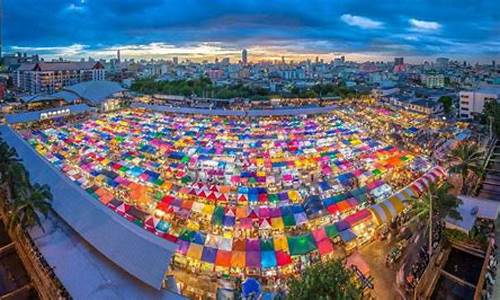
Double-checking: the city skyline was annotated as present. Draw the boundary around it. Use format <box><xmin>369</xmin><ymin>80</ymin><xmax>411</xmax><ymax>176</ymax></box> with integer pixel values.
<box><xmin>4</xmin><ymin>0</ymin><xmax>500</xmax><ymax>63</ymax></box>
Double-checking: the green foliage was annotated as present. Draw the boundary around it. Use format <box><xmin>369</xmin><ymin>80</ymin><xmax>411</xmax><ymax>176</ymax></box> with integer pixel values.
<box><xmin>444</xmin><ymin>228</ymin><xmax>488</xmax><ymax>248</ymax></box>
<box><xmin>9</xmin><ymin>183</ymin><xmax>53</xmax><ymax>232</ymax></box>
<box><xmin>131</xmin><ymin>77</ymin><xmax>270</xmax><ymax>99</ymax></box>
<box><xmin>448</xmin><ymin>143</ymin><xmax>484</xmax><ymax>195</ymax></box>
<box><xmin>287</xmin><ymin>259</ymin><xmax>363</xmax><ymax>300</ymax></box>
<box><xmin>483</xmin><ymin>100</ymin><xmax>500</xmax><ymax>137</ymax></box>
<box><xmin>130</xmin><ymin>78</ymin><xmax>361</xmax><ymax>100</ymax></box>
<box><xmin>438</xmin><ymin>96</ymin><xmax>453</xmax><ymax>114</ymax></box>
<box><xmin>410</xmin><ymin>182</ymin><xmax>462</xmax><ymax>223</ymax></box>
<box><xmin>0</xmin><ymin>137</ymin><xmax>53</xmax><ymax>232</ymax></box>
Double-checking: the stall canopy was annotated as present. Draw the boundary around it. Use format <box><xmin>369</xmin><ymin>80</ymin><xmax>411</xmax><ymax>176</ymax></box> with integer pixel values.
<box><xmin>287</xmin><ymin>234</ymin><xmax>317</xmax><ymax>256</ymax></box>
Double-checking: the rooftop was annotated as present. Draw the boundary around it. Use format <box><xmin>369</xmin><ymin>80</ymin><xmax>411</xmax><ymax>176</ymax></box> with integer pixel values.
<box><xmin>16</xmin><ymin>62</ymin><xmax>103</xmax><ymax>72</ymax></box>
<box><xmin>62</xmin><ymin>80</ymin><xmax>126</xmax><ymax>105</ymax></box>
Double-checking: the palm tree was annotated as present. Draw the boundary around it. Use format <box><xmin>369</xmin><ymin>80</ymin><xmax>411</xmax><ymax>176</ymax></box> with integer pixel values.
<box><xmin>8</xmin><ymin>183</ymin><xmax>53</xmax><ymax>232</ymax></box>
<box><xmin>0</xmin><ymin>140</ymin><xmax>21</xmax><ymax>181</ymax></box>
<box><xmin>410</xmin><ymin>182</ymin><xmax>462</xmax><ymax>222</ymax></box>
<box><xmin>410</xmin><ymin>182</ymin><xmax>462</xmax><ymax>255</ymax></box>
<box><xmin>0</xmin><ymin>140</ymin><xmax>31</xmax><ymax>202</ymax></box>
<box><xmin>448</xmin><ymin>142</ymin><xmax>484</xmax><ymax>195</ymax></box>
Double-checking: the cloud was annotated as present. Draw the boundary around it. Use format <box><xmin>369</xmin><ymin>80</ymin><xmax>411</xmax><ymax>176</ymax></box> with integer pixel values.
<box><xmin>408</xmin><ymin>18</ymin><xmax>441</xmax><ymax>32</ymax></box>
<box><xmin>10</xmin><ymin>44</ymin><xmax>88</xmax><ymax>57</ymax></box>
<box><xmin>3</xmin><ymin>0</ymin><xmax>499</xmax><ymax>61</ymax></box>
<box><xmin>66</xmin><ymin>4</ymin><xmax>85</xmax><ymax>11</ymax></box>
<box><xmin>340</xmin><ymin>14</ymin><xmax>383</xmax><ymax>29</ymax></box>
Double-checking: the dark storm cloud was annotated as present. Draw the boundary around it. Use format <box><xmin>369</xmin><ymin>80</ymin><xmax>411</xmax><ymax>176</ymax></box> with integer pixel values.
<box><xmin>4</xmin><ymin>0</ymin><xmax>500</xmax><ymax>60</ymax></box>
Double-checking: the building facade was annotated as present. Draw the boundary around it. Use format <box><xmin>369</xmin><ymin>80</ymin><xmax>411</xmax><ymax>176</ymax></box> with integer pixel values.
<box><xmin>459</xmin><ymin>86</ymin><xmax>500</xmax><ymax>119</ymax></box>
<box><xmin>13</xmin><ymin>62</ymin><xmax>105</xmax><ymax>95</ymax></box>
<box><xmin>421</xmin><ymin>74</ymin><xmax>445</xmax><ymax>88</ymax></box>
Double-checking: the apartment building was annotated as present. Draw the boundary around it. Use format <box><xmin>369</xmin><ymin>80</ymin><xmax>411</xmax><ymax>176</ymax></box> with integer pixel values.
<box><xmin>13</xmin><ymin>61</ymin><xmax>105</xmax><ymax>94</ymax></box>
<box><xmin>459</xmin><ymin>86</ymin><xmax>500</xmax><ymax>119</ymax></box>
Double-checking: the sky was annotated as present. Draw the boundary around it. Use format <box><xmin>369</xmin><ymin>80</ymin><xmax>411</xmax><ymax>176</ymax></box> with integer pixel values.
<box><xmin>4</xmin><ymin>0</ymin><xmax>500</xmax><ymax>63</ymax></box>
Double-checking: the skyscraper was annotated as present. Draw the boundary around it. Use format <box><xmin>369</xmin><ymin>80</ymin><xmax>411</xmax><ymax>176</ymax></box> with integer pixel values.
<box><xmin>117</xmin><ymin>50</ymin><xmax>121</xmax><ymax>63</ymax></box>
<box><xmin>241</xmin><ymin>49</ymin><xmax>248</xmax><ymax>65</ymax></box>
<box><xmin>394</xmin><ymin>57</ymin><xmax>404</xmax><ymax>65</ymax></box>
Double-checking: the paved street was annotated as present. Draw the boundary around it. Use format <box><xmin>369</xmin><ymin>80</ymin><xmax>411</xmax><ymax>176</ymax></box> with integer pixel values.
<box><xmin>359</xmin><ymin>239</ymin><xmax>399</xmax><ymax>300</ymax></box>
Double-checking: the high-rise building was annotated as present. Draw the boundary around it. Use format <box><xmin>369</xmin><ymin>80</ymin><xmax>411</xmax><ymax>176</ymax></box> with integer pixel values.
<box><xmin>393</xmin><ymin>57</ymin><xmax>406</xmax><ymax>73</ymax></box>
<box><xmin>172</xmin><ymin>57</ymin><xmax>178</xmax><ymax>65</ymax></box>
<box><xmin>436</xmin><ymin>57</ymin><xmax>449</xmax><ymax>68</ymax></box>
<box><xmin>241</xmin><ymin>49</ymin><xmax>248</xmax><ymax>65</ymax></box>
<box><xmin>117</xmin><ymin>50</ymin><xmax>121</xmax><ymax>63</ymax></box>
<box><xmin>394</xmin><ymin>57</ymin><xmax>404</xmax><ymax>65</ymax></box>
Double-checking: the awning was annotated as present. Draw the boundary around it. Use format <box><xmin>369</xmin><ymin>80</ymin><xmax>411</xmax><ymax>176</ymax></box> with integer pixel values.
<box><xmin>261</xmin><ymin>251</ymin><xmax>277</xmax><ymax>269</ymax></box>
<box><xmin>369</xmin><ymin>196</ymin><xmax>405</xmax><ymax>225</ymax></box>
<box><xmin>340</xmin><ymin>229</ymin><xmax>357</xmax><ymax>243</ymax></box>
<box><xmin>287</xmin><ymin>233</ymin><xmax>317</xmax><ymax>256</ymax></box>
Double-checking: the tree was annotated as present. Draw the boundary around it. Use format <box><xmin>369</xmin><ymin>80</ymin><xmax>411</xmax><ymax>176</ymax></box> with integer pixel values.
<box><xmin>8</xmin><ymin>183</ymin><xmax>53</xmax><ymax>232</ymax></box>
<box><xmin>0</xmin><ymin>140</ymin><xmax>29</xmax><ymax>200</ymax></box>
<box><xmin>438</xmin><ymin>96</ymin><xmax>453</xmax><ymax>114</ymax></box>
<box><xmin>410</xmin><ymin>182</ymin><xmax>462</xmax><ymax>255</ymax></box>
<box><xmin>0</xmin><ymin>140</ymin><xmax>20</xmax><ymax>178</ymax></box>
<box><xmin>0</xmin><ymin>137</ymin><xmax>52</xmax><ymax>232</ymax></box>
<box><xmin>448</xmin><ymin>142</ymin><xmax>484</xmax><ymax>195</ymax></box>
<box><xmin>410</xmin><ymin>182</ymin><xmax>462</xmax><ymax>223</ymax></box>
<box><xmin>287</xmin><ymin>259</ymin><xmax>362</xmax><ymax>300</ymax></box>
<box><xmin>483</xmin><ymin>100</ymin><xmax>500</xmax><ymax>138</ymax></box>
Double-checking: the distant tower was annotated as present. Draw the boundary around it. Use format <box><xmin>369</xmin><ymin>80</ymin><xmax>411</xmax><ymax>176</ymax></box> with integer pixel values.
<box><xmin>241</xmin><ymin>49</ymin><xmax>248</xmax><ymax>65</ymax></box>
<box><xmin>393</xmin><ymin>57</ymin><xmax>406</xmax><ymax>73</ymax></box>
<box><xmin>394</xmin><ymin>57</ymin><xmax>404</xmax><ymax>65</ymax></box>
<box><xmin>117</xmin><ymin>49</ymin><xmax>121</xmax><ymax>63</ymax></box>
<box><xmin>172</xmin><ymin>56</ymin><xmax>178</xmax><ymax>65</ymax></box>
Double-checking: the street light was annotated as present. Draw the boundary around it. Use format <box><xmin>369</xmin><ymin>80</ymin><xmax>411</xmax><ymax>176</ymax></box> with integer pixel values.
<box><xmin>488</xmin><ymin>116</ymin><xmax>494</xmax><ymax>143</ymax></box>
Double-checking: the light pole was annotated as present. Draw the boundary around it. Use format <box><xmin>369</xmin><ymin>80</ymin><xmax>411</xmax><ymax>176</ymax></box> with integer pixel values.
<box><xmin>488</xmin><ymin>116</ymin><xmax>494</xmax><ymax>143</ymax></box>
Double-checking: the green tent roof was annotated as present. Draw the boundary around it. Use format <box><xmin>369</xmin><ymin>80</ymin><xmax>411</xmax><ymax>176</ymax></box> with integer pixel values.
<box><xmin>260</xmin><ymin>238</ymin><xmax>275</xmax><ymax>251</ymax></box>
<box><xmin>325</xmin><ymin>224</ymin><xmax>339</xmax><ymax>238</ymax></box>
<box><xmin>283</xmin><ymin>214</ymin><xmax>296</xmax><ymax>227</ymax></box>
<box><xmin>287</xmin><ymin>233</ymin><xmax>317</xmax><ymax>256</ymax></box>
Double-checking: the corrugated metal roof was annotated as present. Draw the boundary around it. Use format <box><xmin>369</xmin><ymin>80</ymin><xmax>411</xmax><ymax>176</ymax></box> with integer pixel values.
<box><xmin>29</xmin><ymin>213</ymin><xmax>184</xmax><ymax>299</ymax></box>
<box><xmin>20</xmin><ymin>94</ymin><xmax>60</xmax><ymax>103</ymax></box>
<box><xmin>63</xmin><ymin>81</ymin><xmax>126</xmax><ymax>105</ymax></box>
<box><xmin>0</xmin><ymin>126</ymin><xmax>177</xmax><ymax>290</ymax></box>
<box><xmin>5</xmin><ymin>104</ymin><xmax>90</xmax><ymax>124</ymax></box>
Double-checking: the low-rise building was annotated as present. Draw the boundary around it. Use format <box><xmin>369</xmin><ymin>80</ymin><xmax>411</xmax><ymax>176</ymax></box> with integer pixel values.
<box><xmin>13</xmin><ymin>62</ymin><xmax>105</xmax><ymax>95</ymax></box>
<box><xmin>421</xmin><ymin>74</ymin><xmax>445</xmax><ymax>88</ymax></box>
